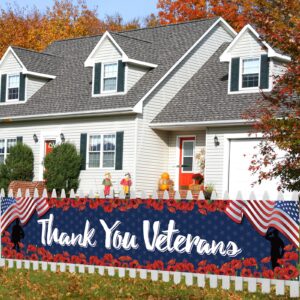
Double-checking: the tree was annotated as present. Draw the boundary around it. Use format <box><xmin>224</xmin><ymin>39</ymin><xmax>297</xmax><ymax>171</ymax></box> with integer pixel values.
<box><xmin>157</xmin><ymin>0</ymin><xmax>249</xmax><ymax>30</ymax></box>
<box><xmin>43</xmin><ymin>142</ymin><xmax>81</xmax><ymax>193</ymax></box>
<box><xmin>0</xmin><ymin>143</ymin><xmax>34</xmax><ymax>192</ymax></box>
<box><xmin>244</xmin><ymin>0</ymin><xmax>300</xmax><ymax>191</ymax></box>
<box><xmin>0</xmin><ymin>0</ymin><xmax>141</xmax><ymax>57</ymax></box>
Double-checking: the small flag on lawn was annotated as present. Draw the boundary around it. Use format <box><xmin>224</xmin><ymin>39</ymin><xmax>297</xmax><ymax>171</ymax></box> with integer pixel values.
<box><xmin>0</xmin><ymin>196</ymin><xmax>50</xmax><ymax>232</ymax></box>
<box><xmin>225</xmin><ymin>200</ymin><xmax>299</xmax><ymax>247</ymax></box>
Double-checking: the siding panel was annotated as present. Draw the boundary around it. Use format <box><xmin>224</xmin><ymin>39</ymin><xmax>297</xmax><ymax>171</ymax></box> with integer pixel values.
<box><xmin>26</xmin><ymin>76</ymin><xmax>48</xmax><ymax>100</ymax></box>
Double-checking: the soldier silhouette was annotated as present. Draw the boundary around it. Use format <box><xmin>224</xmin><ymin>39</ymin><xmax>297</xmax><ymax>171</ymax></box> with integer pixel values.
<box><xmin>265</xmin><ymin>228</ymin><xmax>284</xmax><ymax>269</ymax></box>
<box><xmin>11</xmin><ymin>219</ymin><xmax>25</xmax><ymax>252</ymax></box>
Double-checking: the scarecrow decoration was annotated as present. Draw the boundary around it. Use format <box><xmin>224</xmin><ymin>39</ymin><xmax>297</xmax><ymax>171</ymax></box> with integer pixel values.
<box><xmin>102</xmin><ymin>172</ymin><xmax>112</xmax><ymax>196</ymax></box>
<box><xmin>120</xmin><ymin>173</ymin><xmax>132</xmax><ymax>198</ymax></box>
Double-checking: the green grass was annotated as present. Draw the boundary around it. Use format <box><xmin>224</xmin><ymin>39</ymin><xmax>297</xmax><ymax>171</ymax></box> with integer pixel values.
<box><xmin>0</xmin><ymin>267</ymin><xmax>293</xmax><ymax>299</ymax></box>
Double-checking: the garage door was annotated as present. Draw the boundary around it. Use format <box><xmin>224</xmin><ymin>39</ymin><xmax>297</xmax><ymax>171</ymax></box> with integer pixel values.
<box><xmin>228</xmin><ymin>139</ymin><xmax>292</xmax><ymax>200</ymax></box>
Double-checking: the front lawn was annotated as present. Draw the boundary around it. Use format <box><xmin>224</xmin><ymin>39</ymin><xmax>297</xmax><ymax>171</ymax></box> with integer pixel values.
<box><xmin>0</xmin><ymin>267</ymin><xmax>291</xmax><ymax>299</ymax></box>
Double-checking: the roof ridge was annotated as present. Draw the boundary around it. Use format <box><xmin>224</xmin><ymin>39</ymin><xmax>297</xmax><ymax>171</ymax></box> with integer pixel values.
<box><xmin>50</xmin><ymin>17</ymin><xmax>218</xmax><ymax>44</ymax></box>
<box><xmin>111</xmin><ymin>32</ymin><xmax>152</xmax><ymax>44</ymax></box>
<box><xmin>11</xmin><ymin>46</ymin><xmax>61</xmax><ymax>58</ymax></box>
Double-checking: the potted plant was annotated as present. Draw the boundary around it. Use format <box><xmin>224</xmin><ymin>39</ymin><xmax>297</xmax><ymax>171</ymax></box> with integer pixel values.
<box><xmin>192</xmin><ymin>173</ymin><xmax>204</xmax><ymax>185</ymax></box>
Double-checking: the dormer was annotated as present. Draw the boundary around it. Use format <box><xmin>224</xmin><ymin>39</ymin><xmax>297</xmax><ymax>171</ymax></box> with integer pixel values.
<box><xmin>84</xmin><ymin>31</ymin><xmax>157</xmax><ymax>97</ymax></box>
<box><xmin>220</xmin><ymin>25</ymin><xmax>290</xmax><ymax>94</ymax></box>
<box><xmin>0</xmin><ymin>46</ymin><xmax>57</xmax><ymax>104</ymax></box>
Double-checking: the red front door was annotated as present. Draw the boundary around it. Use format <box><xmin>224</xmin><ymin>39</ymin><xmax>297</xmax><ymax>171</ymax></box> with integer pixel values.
<box><xmin>44</xmin><ymin>140</ymin><xmax>56</xmax><ymax>156</ymax></box>
<box><xmin>179</xmin><ymin>137</ymin><xmax>195</xmax><ymax>188</ymax></box>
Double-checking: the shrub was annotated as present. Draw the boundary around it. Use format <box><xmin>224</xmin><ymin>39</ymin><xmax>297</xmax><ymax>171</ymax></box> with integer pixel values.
<box><xmin>44</xmin><ymin>142</ymin><xmax>81</xmax><ymax>193</ymax></box>
<box><xmin>0</xmin><ymin>143</ymin><xmax>34</xmax><ymax>192</ymax></box>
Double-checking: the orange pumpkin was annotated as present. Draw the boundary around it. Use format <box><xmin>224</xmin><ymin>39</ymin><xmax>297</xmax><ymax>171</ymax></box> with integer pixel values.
<box><xmin>160</xmin><ymin>184</ymin><xmax>169</xmax><ymax>191</ymax></box>
<box><xmin>161</xmin><ymin>172</ymin><xmax>170</xmax><ymax>180</ymax></box>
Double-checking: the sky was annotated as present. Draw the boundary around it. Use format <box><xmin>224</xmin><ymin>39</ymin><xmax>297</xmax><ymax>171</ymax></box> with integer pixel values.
<box><xmin>1</xmin><ymin>0</ymin><xmax>159</xmax><ymax>21</ymax></box>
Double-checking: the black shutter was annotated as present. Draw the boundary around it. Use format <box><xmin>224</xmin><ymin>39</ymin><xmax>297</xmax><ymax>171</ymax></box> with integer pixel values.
<box><xmin>115</xmin><ymin>131</ymin><xmax>124</xmax><ymax>170</ymax></box>
<box><xmin>94</xmin><ymin>63</ymin><xmax>101</xmax><ymax>94</ymax></box>
<box><xmin>80</xmin><ymin>133</ymin><xmax>87</xmax><ymax>170</ymax></box>
<box><xmin>260</xmin><ymin>54</ymin><xmax>269</xmax><ymax>89</ymax></box>
<box><xmin>230</xmin><ymin>58</ymin><xmax>240</xmax><ymax>92</ymax></box>
<box><xmin>19</xmin><ymin>73</ymin><xmax>26</xmax><ymax>101</ymax></box>
<box><xmin>1</xmin><ymin>74</ymin><xmax>7</xmax><ymax>102</ymax></box>
<box><xmin>16</xmin><ymin>136</ymin><xmax>23</xmax><ymax>144</ymax></box>
<box><xmin>117</xmin><ymin>60</ymin><xmax>125</xmax><ymax>92</ymax></box>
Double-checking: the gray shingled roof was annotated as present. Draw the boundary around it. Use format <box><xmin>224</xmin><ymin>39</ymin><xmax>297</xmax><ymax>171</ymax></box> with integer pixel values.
<box><xmin>152</xmin><ymin>43</ymin><xmax>260</xmax><ymax>123</ymax></box>
<box><xmin>12</xmin><ymin>46</ymin><xmax>62</xmax><ymax>76</ymax></box>
<box><xmin>0</xmin><ymin>18</ymin><xmax>218</xmax><ymax>118</ymax></box>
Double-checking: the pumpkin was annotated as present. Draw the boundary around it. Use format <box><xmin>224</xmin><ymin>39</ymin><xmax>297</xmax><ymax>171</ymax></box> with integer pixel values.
<box><xmin>160</xmin><ymin>184</ymin><xmax>169</xmax><ymax>191</ymax></box>
<box><xmin>161</xmin><ymin>172</ymin><xmax>170</xmax><ymax>180</ymax></box>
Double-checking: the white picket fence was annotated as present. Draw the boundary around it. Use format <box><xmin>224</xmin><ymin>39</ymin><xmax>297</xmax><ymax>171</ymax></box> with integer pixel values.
<box><xmin>0</xmin><ymin>186</ymin><xmax>299</xmax><ymax>201</ymax></box>
<box><xmin>0</xmin><ymin>187</ymin><xmax>299</xmax><ymax>297</ymax></box>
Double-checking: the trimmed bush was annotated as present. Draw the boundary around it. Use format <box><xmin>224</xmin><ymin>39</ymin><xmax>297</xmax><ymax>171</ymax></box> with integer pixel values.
<box><xmin>0</xmin><ymin>143</ymin><xmax>34</xmax><ymax>192</ymax></box>
<box><xmin>44</xmin><ymin>142</ymin><xmax>81</xmax><ymax>193</ymax></box>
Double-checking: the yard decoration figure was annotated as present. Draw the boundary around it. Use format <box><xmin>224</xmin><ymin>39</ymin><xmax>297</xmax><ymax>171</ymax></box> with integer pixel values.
<box><xmin>265</xmin><ymin>227</ymin><xmax>285</xmax><ymax>269</ymax></box>
<box><xmin>158</xmin><ymin>172</ymin><xmax>174</xmax><ymax>191</ymax></box>
<box><xmin>11</xmin><ymin>219</ymin><xmax>25</xmax><ymax>252</ymax></box>
<box><xmin>102</xmin><ymin>172</ymin><xmax>112</xmax><ymax>197</ymax></box>
<box><xmin>120</xmin><ymin>173</ymin><xmax>132</xmax><ymax>198</ymax></box>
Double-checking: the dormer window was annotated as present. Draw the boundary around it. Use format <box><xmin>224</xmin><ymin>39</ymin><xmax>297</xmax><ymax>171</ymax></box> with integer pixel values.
<box><xmin>241</xmin><ymin>58</ymin><xmax>259</xmax><ymax>88</ymax></box>
<box><xmin>103</xmin><ymin>63</ymin><xmax>118</xmax><ymax>92</ymax></box>
<box><xmin>7</xmin><ymin>74</ymin><xmax>20</xmax><ymax>100</ymax></box>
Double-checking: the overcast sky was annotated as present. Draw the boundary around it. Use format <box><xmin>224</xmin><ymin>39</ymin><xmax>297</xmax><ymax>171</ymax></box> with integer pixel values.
<box><xmin>2</xmin><ymin>0</ymin><xmax>158</xmax><ymax>21</ymax></box>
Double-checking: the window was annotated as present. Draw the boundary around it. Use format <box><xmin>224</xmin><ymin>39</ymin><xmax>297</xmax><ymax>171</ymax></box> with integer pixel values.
<box><xmin>88</xmin><ymin>134</ymin><xmax>116</xmax><ymax>168</ymax></box>
<box><xmin>242</xmin><ymin>58</ymin><xmax>260</xmax><ymax>88</ymax></box>
<box><xmin>7</xmin><ymin>74</ymin><xmax>20</xmax><ymax>100</ymax></box>
<box><xmin>103</xmin><ymin>63</ymin><xmax>118</xmax><ymax>92</ymax></box>
<box><xmin>0</xmin><ymin>138</ymin><xmax>16</xmax><ymax>164</ymax></box>
<box><xmin>182</xmin><ymin>141</ymin><xmax>194</xmax><ymax>172</ymax></box>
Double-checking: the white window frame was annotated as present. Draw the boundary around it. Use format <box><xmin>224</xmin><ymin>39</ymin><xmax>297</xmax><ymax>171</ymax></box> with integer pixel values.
<box><xmin>239</xmin><ymin>56</ymin><xmax>260</xmax><ymax>91</ymax></box>
<box><xmin>87</xmin><ymin>133</ymin><xmax>116</xmax><ymax>169</ymax></box>
<box><xmin>101</xmin><ymin>62</ymin><xmax>118</xmax><ymax>94</ymax></box>
<box><xmin>0</xmin><ymin>138</ymin><xmax>17</xmax><ymax>163</ymax></box>
<box><xmin>181</xmin><ymin>139</ymin><xmax>195</xmax><ymax>174</ymax></box>
<box><xmin>7</xmin><ymin>73</ymin><xmax>20</xmax><ymax>101</ymax></box>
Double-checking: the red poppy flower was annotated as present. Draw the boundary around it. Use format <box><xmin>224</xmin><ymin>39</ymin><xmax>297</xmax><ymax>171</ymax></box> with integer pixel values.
<box><xmin>241</xmin><ymin>268</ymin><xmax>252</xmax><ymax>277</ymax></box>
<box><xmin>168</xmin><ymin>259</ymin><xmax>176</xmax><ymax>265</ymax></box>
<box><xmin>119</xmin><ymin>256</ymin><xmax>132</xmax><ymax>262</ymax></box>
<box><xmin>262</xmin><ymin>269</ymin><xmax>274</xmax><ymax>279</ymax></box>
<box><xmin>243</xmin><ymin>258</ymin><xmax>257</xmax><ymax>267</ymax></box>
<box><xmin>282</xmin><ymin>265</ymin><xmax>299</xmax><ymax>280</ymax></box>
<box><xmin>230</xmin><ymin>259</ymin><xmax>242</xmax><ymax>269</ymax></box>
<box><xmin>196</xmin><ymin>267</ymin><xmax>206</xmax><ymax>274</ymax></box>
<box><xmin>103</xmin><ymin>205</ymin><xmax>113</xmax><ymax>213</ymax></box>
<box><xmin>261</xmin><ymin>256</ymin><xmax>271</xmax><ymax>264</ymax></box>
<box><xmin>129</xmin><ymin>260</ymin><xmax>140</xmax><ymax>268</ymax></box>
<box><xmin>253</xmin><ymin>271</ymin><xmax>261</xmax><ymax>278</ymax></box>
<box><xmin>112</xmin><ymin>259</ymin><xmax>121</xmax><ymax>267</ymax></box>
<box><xmin>283</xmin><ymin>251</ymin><xmax>298</xmax><ymax>261</ymax></box>
<box><xmin>198</xmin><ymin>260</ymin><xmax>207</xmax><ymax>267</ymax></box>
<box><xmin>30</xmin><ymin>253</ymin><xmax>39</xmax><ymax>261</ymax></box>
<box><xmin>103</xmin><ymin>253</ymin><xmax>114</xmax><ymax>262</ymax></box>
<box><xmin>27</xmin><ymin>245</ymin><xmax>37</xmax><ymax>252</ymax></box>
<box><xmin>4</xmin><ymin>231</ymin><xmax>10</xmax><ymax>237</ymax></box>
<box><xmin>284</xmin><ymin>244</ymin><xmax>294</xmax><ymax>251</ymax></box>
<box><xmin>1</xmin><ymin>236</ymin><xmax>10</xmax><ymax>244</ymax></box>
<box><xmin>277</xmin><ymin>258</ymin><xmax>287</xmax><ymax>265</ymax></box>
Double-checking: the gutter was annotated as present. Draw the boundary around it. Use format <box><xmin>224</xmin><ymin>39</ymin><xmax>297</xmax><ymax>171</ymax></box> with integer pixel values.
<box><xmin>0</xmin><ymin>108</ymin><xmax>136</xmax><ymax>123</ymax></box>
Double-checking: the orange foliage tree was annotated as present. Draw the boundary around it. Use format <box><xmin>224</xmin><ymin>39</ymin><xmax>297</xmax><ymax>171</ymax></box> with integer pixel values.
<box><xmin>0</xmin><ymin>0</ymin><xmax>140</xmax><ymax>56</ymax></box>
<box><xmin>157</xmin><ymin>0</ymin><xmax>250</xmax><ymax>30</ymax></box>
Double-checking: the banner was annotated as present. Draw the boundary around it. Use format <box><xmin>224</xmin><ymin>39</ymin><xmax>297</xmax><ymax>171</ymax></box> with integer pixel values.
<box><xmin>1</xmin><ymin>197</ymin><xmax>299</xmax><ymax>280</ymax></box>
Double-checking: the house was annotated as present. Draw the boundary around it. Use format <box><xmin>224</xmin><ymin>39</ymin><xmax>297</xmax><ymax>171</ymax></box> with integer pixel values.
<box><xmin>0</xmin><ymin>17</ymin><xmax>292</xmax><ymax>199</ymax></box>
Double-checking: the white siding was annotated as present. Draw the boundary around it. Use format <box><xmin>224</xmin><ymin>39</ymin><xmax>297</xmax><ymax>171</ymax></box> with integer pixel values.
<box><xmin>204</xmin><ymin>126</ymin><xmax>253</xmax><ymax>197</ymax></box>
<box><xmin>230</xmin><ymin>30</ymin><xmax>267</xmax><ymax>57</ymax></box>
<box><xmin>168</xmin><ymin>131</ymin><xmax>206</xmax><ymax>189</ymax></box>
<box><xmin>26</xmin><ymin>75</ymin><xmax>48</xmax><ymax>100</ymax></box>
<box><xmin>272</xmin><ymin>59</ymin><xmax>286</xmax><ymax>78</ymax></box>
<box><xmin>0</xmin><ymin>115</ymin><xmax>136</xmax><ymax>193</ymax></box>
<box><xmin>135</xmin><ymin>24</ymin><xmax>234</xmax><ymax>193</ymax></box>
<box><xmin>0</xmin><ymin>51</ymin><xmax>23</xmax><ymax>73</ymax></box>
<box><xmin>127</xmin><ymin>64</ymin><xmax>148</xmax><ymax>91</ymax></box>
<box><xmin>91</xmin><ymin>38</ymin><xmax>122</xmax><ymax>61</ymax></box>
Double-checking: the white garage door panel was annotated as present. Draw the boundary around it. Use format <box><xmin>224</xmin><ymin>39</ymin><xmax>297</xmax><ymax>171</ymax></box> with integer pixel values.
<box><xmin>228</xmin><ymin>139</ymin><xmax>292</xmax><ymax>200</ymax></box>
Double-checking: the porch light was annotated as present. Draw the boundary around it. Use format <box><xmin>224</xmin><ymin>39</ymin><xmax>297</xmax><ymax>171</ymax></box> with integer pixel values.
<box><xmin>214</xmin><ymin>135</ymin><xmax>220</xmax><ymax>146</ymax></box>
<box><xmin>33</xmin><ymin>134</ymin><xmax>38</xmax><ymax>143</ymax></box>
<box><xmin>60</xmin><ymin>133</ymin><xmax>65</xmax><ymax>143</ymax></box>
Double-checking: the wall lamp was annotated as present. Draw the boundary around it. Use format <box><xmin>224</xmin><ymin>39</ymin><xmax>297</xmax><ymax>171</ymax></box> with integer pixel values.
<box><xmin>33</xmin><ymin>134</ymin><xmax>38</xmax><ymax>143</ymax></box>
<box><xmin>214</xmin><ymin>135</ymin><xmax>220</xmax><ymax>147</ymax></box>
<box><xmin>60</xmin><ymin>133</ymin><xmax>65</xmax><ymax>143</ymax></box>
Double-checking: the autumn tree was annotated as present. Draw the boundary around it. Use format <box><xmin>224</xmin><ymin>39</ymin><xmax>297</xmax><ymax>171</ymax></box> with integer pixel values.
<box><xmin>244</xmin><ymin>0</ymin><xmax>300</xmax><ymax>192</ymax></box>
<box><xmin>157</xmin><ymin>0</ymin><xmax>250</xmax><ymax>30</ymax></box>
<box><xmin>0</xmin><ymin>0</ymin><xmax>140</xmax><ymax>57</ymax></box>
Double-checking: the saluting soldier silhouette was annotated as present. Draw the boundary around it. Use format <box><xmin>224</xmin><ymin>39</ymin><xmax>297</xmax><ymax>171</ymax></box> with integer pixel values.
<box><xmin>265</xmin><ymin>227</ymin><xmax>284</xmax><ymax>269</ymax></box>
<box><xmin>11</xmin><ymin>219</ymin><xmax>25</xmax><ymax>252</ymax></box>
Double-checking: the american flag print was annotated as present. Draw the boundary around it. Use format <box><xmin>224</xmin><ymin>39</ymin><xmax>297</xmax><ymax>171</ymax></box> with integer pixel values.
<box><xmin>0</xmin><ymin>197</ymin><xmax>50</xmax><ymax>232</ymax></box>
<box><xmin>225</xmin><ymin>200</ymin><xmax>300</xmax><ymax>247</ymax></box>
